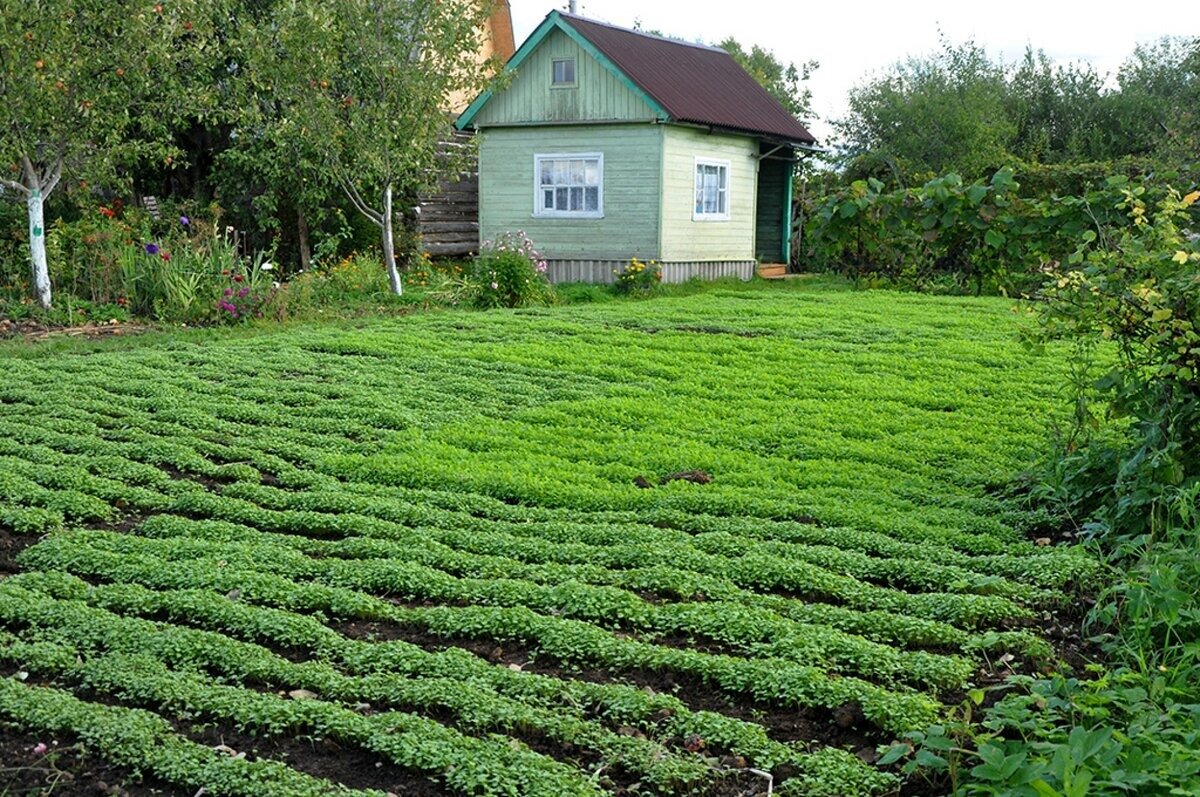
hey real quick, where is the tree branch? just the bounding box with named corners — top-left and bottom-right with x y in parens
top-left (0, 178), bottom-right (29, 196)
top-left (337, 171), bottom-right (382, 226)
top-left (20, 155), bottom-right (38, 190)
top-left (41, 157), bottom-right (63, 199)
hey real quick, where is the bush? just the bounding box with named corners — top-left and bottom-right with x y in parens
top-left (800, 168), bottom-right (1195, 296)
top-left (612, 257), bottom-right (662, 295)
top-left (1030, 183), bottom-right (1200, 539)
top-left (468, 231), bottom-right (552, 309)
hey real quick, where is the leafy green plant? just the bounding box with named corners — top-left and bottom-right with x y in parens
top-left (612, 257), bottom-right (662, 295)
top-left (1029, 184), bottom-right (1200, 540)
top-left (470, 231), bottom-right (553, 309)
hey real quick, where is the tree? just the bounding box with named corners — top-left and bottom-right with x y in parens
top-left (718, 38), bottom-right (816, 124)
top-left (0, 0), bottom-right (222, 308)
top-left (834, 38), bottom-right (1014, 182)
top-left (1110, 36), bottom-right (1200, 164)
top-left (1006, 47), bottom-right (1113, 164)
top-left (254, 0), bottom-right (495, 295)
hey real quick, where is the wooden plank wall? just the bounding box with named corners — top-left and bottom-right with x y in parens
top-left (417, 132), bottom-right (479, 258)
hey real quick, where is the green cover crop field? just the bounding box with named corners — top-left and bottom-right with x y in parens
top-left (0, 283), bottom-right (1096, 796)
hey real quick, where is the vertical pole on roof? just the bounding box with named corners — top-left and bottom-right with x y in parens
top-left (568, 1), bottom-right (578, 13)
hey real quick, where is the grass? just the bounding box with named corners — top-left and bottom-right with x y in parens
top-left (0, 282), bottom-right (1098, 796)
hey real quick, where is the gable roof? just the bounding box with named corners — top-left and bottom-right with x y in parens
top-left (457, 11), bottom-right (818, 148)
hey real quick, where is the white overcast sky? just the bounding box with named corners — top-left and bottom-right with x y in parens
top-left (510, 1), bottom-right (1197, 141)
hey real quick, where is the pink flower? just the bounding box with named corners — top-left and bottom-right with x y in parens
top-left (32, 742), bottom-right (48, 756)
top-left (490, 282), bottom-right (499, 290)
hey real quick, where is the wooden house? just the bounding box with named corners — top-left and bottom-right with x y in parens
top-left (455, 10), bottom-right (818, 283)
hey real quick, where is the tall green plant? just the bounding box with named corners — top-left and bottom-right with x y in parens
top-left (1031, 184), bottom-right (1200, 538)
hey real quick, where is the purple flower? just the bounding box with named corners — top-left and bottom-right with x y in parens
top-left (237, 287), bottom-right (249, 299)
top-left (144, 243), bottom-right (159, 255)
top-left (224, 288), bottom-right (233, 297)
top-left (180, 215), bottom-right (190, 226)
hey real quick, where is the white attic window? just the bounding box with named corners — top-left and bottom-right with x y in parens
top-left (551, 57), bottom-right (576, 86)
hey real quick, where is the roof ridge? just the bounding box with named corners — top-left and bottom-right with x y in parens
top-left (556, 11), bottom-right (726, 54)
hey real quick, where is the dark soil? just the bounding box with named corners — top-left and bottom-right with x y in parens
top-left (674, 326), bottom-right (768, 339)
top-left (0, 318), bottom-right (146, 342)
top-left (0, 525), bottom-right (40, 575)
top-left (185, 722), bottom-right (451, 796)
top-left (158, 464), bottom-right (230, 493)
top-left (0, 723), bottom-right (181, 796)
top-left (660, 470), bottom-right (713, 486)
top-left (332, 619), bottom-right (886, 756)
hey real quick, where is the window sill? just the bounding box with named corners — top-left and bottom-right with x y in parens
top-left (692, 215), bottom-right (731, 222)
top-left (532, 212), bottom-right (605, 220)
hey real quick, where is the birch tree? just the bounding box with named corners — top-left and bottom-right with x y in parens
top-left (0, 0), bottom-right (222, 308)
top-left (258, 0), bottom-right (494, 295)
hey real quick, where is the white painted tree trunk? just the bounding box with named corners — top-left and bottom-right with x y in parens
top-left (27, 189), bottom-right (52, 310)
top-left (382, 183), bottom-right (403, 296)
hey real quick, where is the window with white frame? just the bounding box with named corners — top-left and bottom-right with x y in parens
top-left (534, 154), bottom-right (603, 218)
top-left (551, 58), bottom-right (576, 86)
top-left (694, 158), bottom-right (730, 220)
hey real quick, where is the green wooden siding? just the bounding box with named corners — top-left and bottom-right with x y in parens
top-left (478, 125), bottom-right (662, 260)
top-left (755, 157), bottom-right (788, 262)
top-left (659, 127), bottom-right (758, 262)
top-left (473, 29), bottom-right (657, 127)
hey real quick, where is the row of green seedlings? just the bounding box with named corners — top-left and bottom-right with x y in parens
top-left (0, 384), bottom-right (1070, 573)
top-left (115, 515), bottom-right (1015, 688)
top-left (26, 525), bottom-right (978, 692)
top-left (0, 436), bottom-right (1048, 638)
top-left (0, 416), bottom-right (1096, 593)
top-left (163, 485), bottom-right (1037, 630)
top-left (0, 576), bottom-right (898, 797)
top-left (15, 536), bottom-right (943, 734)
top-left (323, 479), bottom-right (1094, 591)
top-left (0, 675), bottom-right (389, 797)
top-left (0, 369), bottom-right (1049, 557)
top-left (219, 480), bottom-right (1051, 603)
top-left (0, 632), bottom-right (603, 797)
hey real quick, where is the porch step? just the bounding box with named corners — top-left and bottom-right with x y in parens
top-left (757, 263), bottom-right (789, 279)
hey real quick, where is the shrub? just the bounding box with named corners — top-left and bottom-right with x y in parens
top-left (1030, 183), bottom-right (1200, 539)
top-left (469, 231), bottom-right (552, 309)
top-left (613, 257), bottom-right (662, 295)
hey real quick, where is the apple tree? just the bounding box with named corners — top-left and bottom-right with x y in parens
top-left (253, 0), bottom-right (496, 295)
top-left (0, 0), bottom-right (224, 309)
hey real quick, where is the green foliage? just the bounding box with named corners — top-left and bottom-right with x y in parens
top-left (0, 285), bottom-right (1097, 794)
top-left (803, 167), bottom-right (1194, 296)
top-left (468, 231), bottom-right (553, 309)
top-left (244, 0), bottom-right (495, 291)
top-left (717, 38), bottom-right (816, 123)
top-left (836, 38), bottom-right (1015, 181)
top-left (835, 36), bottom-right (1199, 183)
top-left (1029, 185), bottom-right (1200, 537)
top-left (612, 257), bottom-right (662, 296)
top-left (0, 0), bottom-right (229, 305)
top-left (39, 206), bottom-right (278, 324)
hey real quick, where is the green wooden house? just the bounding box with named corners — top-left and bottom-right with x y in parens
top-left (455, 10), bottom-right (818, 283)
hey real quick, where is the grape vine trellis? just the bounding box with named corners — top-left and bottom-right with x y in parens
top-left (0, 287), bottom-right (1095, 796)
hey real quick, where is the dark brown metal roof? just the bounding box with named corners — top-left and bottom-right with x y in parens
top-left (561, 13), bottom-right (817, 146)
